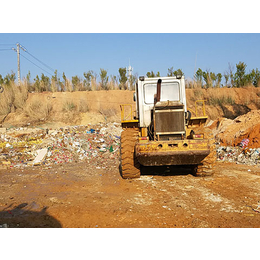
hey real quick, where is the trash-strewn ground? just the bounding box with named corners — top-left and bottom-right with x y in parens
top-left (1, 109), bottom-right (260, 228)
top-left (0, 122), bottom-right (122, 168)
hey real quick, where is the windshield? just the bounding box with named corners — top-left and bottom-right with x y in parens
top-left (143, 82), bottom-right (180, 104)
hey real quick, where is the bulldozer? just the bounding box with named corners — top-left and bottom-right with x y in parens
top-left (119, 75), bottom-right (216, 179)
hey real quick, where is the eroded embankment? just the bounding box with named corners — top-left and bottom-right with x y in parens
top-left (1, 86), bottom-right (260, 127)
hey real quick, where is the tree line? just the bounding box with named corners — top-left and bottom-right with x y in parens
top-left (0, 66), bottom-right (184, 92)
top-left (0, 62), bottom-right (259, 92)
top-left (0, 67), bottom-right (134, 92)
top-left (194, 62), bottom-right (260, 88)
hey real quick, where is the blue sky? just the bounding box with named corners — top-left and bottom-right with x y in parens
top-left (0, 33), bottom-right (259, 82)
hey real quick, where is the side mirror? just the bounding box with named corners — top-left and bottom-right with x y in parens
top-left (133, 92), bottom-right (136, 102)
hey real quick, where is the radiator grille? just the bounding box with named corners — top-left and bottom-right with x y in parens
top-left (155, 109), bottom-right (185, 134)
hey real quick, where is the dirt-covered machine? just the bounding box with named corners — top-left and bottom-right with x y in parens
top-left (119, 75), bottom-right (216, 179)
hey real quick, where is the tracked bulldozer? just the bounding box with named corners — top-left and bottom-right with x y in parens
top-left (120, 76), bottom-right (216, 179)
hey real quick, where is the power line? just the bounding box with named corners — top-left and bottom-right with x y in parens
top-left (0, 48), bottom-right (13, 51)
top-left (4, 42), bottom-right (61, 79)
top-left (20, 53), bottom-right (53, 76)
top-left (24, 50), bottom-right (56, 73)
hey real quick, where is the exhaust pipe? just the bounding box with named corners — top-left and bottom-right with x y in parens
top-left (154, 79), bottom-right (162, 104)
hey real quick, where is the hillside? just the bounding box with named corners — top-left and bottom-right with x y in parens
top-left (1, 86), bottom-right (260, 128)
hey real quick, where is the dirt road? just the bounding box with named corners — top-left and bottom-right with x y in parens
top-left (0, 160), bottom-right (260, 228)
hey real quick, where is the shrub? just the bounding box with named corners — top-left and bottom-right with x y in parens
top-left (208, 95), bottom-right (235, 106)
top-left (24, 100), bottom-right (53, 121)
top-left (78, 100), bottom-right (89, 112)
top-left (63, 101), bottom-right (76, 112)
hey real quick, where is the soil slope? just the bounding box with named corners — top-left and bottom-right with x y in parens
top-left (2, 86), bottom-right (260, 128)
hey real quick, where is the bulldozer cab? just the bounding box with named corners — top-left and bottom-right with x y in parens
top-left (136, 76), bottom-right (187, 129)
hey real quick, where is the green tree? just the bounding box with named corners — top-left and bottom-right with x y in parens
top-left (210, 72), bottom-right (216, 87)
top-left (146, 71), bottom-right (160, 77)
top-left (33, 75), bottom-right (40, 92)
top-left (195, 68), bottom-right (203, 87)
top-left (202, 71), bottom-right (211, 88)
top-left (26, 71), bottom-right (31, 83)
top-left (25, 71), bottom-right (32, 92)
top-left (234, 61), bottom-right (247, 88)
top-left (118, 67), bottom-right (127, 90)
top-left (40, 73), bottom-right (50, 92)
top-left (216, 73), bottom-right (222, 87)
top-left (173, 69), bottom-right (184, 77)
top-left (146, 71), bottom-right (155, 78)
top-left (244, 71), bottom-right (254, 86)
top-left (51, 70), bottom-right (61, 91)
top-left (4, 71), bottom-right (16, 85)
top-left (251, 68), bottom-right (260, 87)
top-left (83, 70), bottom-right (94, 90)
top-left (72, 75), bottom-right (81, 91)
top-left (224, 72), bottom-right (229, 87)
top-left (99, 68), bottom-right (109, 90)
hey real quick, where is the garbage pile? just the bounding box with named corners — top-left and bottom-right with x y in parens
top-left (216, 139), bottom-right (260, 166)
top-left (0, 122), bottom-right (122, 168)
top-left (209, 110), bottom-right (260, 166)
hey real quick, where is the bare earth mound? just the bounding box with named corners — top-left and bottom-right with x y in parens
top-left (211, 110), bottom-right (260, 148)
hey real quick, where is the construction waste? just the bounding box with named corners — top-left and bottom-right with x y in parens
top-left (216, 143), bottom-right (260, 166)
top-left (0, 122), bottom-right (122, 168)
top-left (1, 112), bottom-right (260, 168)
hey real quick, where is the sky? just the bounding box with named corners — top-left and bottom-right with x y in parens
top-left (0, 33), bottom-right (259, 83)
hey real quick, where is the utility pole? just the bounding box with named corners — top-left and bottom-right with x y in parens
top-left (12, 43), bottom-right (26, 85)
top-left (17, 43), bottom-right (20, 84)
top-left (127, 59), bottom-right (133, 90)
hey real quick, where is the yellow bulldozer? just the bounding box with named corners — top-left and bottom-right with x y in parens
top-left (119, 75), bottom-right (216, 179)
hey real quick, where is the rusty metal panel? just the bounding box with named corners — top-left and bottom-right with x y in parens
top-left (155, 109), bottom-right (185, 134)
top-left (136, 150), bottom-right (210, 166)
top-left (135, 139), bottom-right (210, 166)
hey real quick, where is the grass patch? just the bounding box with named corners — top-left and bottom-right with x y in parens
top-left (208, 95), bottom-right (235, 106)
top-left (63, 101), bottom-right (76, 112)
top-left (78, 100), bottom-right (89, 112)
top-left (24, 100), bottom-right (53, 121)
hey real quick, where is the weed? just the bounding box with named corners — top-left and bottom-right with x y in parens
top-left (0, 82), bottom-right (28, 116)
top-left (78, 100), bottom-right (89, 112)
top-left (194, 88), bottom-right (203, 100)
top-left (24, 100), bottom-right (53, 121)
top-left (63, 101), bottom-right (76, 112)
top-left (208, 95), bottom-right (235, 106)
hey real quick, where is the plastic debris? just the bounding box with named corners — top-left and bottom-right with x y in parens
top-left (216, 144), bottom-right (260, 166)
top-left (32, 148), bottom-right (48, 166)
top-left (240, 138), bottom-right (249, 149)
top-left (0, 122), bottom-right (122, 168)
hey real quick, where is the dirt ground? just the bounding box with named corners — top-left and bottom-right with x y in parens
top-left (1, 160), bottom-right (260, 228)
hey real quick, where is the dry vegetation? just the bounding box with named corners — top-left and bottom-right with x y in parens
top-left (0, 81), bottom-right (28, 123)
top-left (186, 85), bottom-right (260, 119)
top-left (1, 80), bottom-right (260, 127)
